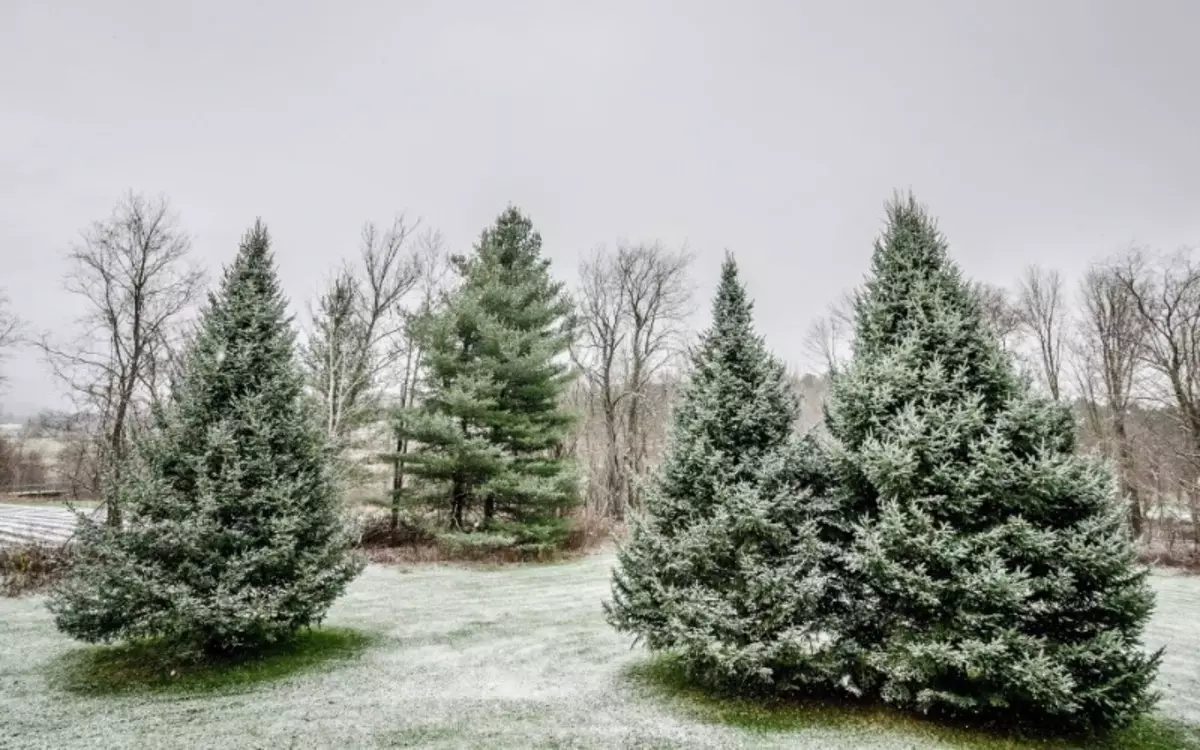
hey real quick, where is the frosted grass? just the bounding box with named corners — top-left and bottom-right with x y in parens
top-left (2, 553), bottom-right (1197, 749)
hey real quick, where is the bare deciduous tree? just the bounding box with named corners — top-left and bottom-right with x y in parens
top-left (1111, 247), bottom-right (1200, 551)
top-left (0, 291), bottom-right (22, 387)
top-left (619, 243), bottom-right (693, 507)
top-left (1074, 260), bottom-right (1147, 538)
top-left (572, 242), bottom-right (692, 518)
top-left (802, 290), bottom-right (855, 374)
top-left (305, 216), bottom-right (422, 447)
top-left (389, 229), bottom-right (450, 536)
top-left (973, 281), bottom-right (1022, 350)
top-left (36, 192), bottom-right (204, 525)
top-left (1015, 265), bottom-right (1067, 399)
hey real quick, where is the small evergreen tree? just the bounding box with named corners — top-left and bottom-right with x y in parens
top-left (49, 221), bottom-right (364, 656)
top-left (396, 206), bottom-right (578, 542)
top-left (823, 194), bottom-right (1158, 731)
top-left (606, 255), bottom-right (839, 691)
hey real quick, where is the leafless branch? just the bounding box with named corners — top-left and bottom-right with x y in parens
top-left (33, 191), bottom-right (204, 524)
top-left (1015, 265), bottom-right (1067, 399)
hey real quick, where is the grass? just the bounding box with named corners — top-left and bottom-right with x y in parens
top-left (628, 655), bottom-right (1200, 750)
top-left (49, 627), bottom-right (373, 696)
top-left (1, 554), bottom-right (1198, 749)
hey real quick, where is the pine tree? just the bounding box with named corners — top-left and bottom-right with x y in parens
top-left (823, 193), bottom-right (1159, 731)
top-left (606, 255), bottom-right (839, 692)
top-left (48, 221), bottom-right (364, 656)
top-left (395, 206), bottom-right (578, 542)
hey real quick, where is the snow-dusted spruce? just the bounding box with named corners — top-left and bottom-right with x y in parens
top-left (606, 255), bottom-right (840, 692)
top-left (48, 221), bottom-right (364, 656)
top-left (395, 206), bottom-right (579, 544)
top-left (822, 194), bottom-right (1159, 731)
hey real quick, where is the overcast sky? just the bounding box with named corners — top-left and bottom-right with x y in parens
top-left (2, 0), bottom-right (1198, 417)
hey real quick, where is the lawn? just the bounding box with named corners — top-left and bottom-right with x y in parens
top-left (2, 552), bottom-right (1198, 749)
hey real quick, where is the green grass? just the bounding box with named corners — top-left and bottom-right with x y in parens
top-left (48, 627), bottom-right (373, 697)
top-left (627, 655), bottom-right (1200, 750)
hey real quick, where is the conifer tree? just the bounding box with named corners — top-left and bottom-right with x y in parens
top-left (396, 206), bottom-right (578, 542)
top-left (606, 255), bottom-right (839, 691)
top-left (49, 221), bottom-right (364, 656)
top-left (823, 194), bottom-right (1158, 730)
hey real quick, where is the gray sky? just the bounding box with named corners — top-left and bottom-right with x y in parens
top-left (2, 0), bottom-right (1198, 417)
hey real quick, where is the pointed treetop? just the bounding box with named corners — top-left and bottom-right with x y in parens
top-left (709, 251), bottom-right (754, 340)
top-left (473, 205), bottom-right (542, 269)
top-left (213, 219), bottom-right (285, 312)
top-left (852, 192), bottom-right (986, 360)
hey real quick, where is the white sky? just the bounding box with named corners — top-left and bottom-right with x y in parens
top-left (2, 0), bottom-right (1199, 417)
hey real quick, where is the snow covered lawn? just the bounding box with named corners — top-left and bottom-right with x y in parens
top-left (2, 552), bottom-right (1198, 749)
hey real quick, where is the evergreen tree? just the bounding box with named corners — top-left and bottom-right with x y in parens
top-left (823, 193), bottom-right (1158, 731)
top-left (396, 206), bottom-right (578, 541)
top-left (606, 255), bottom-right (839, 692)
top-left (48, 221), bottom-right (364, 656)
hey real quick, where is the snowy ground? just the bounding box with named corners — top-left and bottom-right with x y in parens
top-left (0, 504), bottom-right (101, 547)
top-left (2, 553), bottom-right (1198, 749)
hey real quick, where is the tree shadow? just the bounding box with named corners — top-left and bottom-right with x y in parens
top-left (623, 655), bottom-right (1200, 750)
top-left (49, 626), bottom-right (374, 697)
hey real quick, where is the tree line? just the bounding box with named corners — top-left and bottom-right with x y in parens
top-left (2, 191), bottom-right (1199, 558)
top-left (0, 190), bottom-right (1174, 734)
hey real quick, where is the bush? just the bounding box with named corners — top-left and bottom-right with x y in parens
top-left (1, 541), bottom-right (70, 596)
top-left (349, 505), bottom-right (435, 548)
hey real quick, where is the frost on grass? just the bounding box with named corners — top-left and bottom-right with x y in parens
top-left (2, 555), bottom-right (1197, 750)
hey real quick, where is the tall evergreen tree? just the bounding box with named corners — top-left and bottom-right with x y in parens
top-left (606, 255), bottom-right (838, 691)
top-left (396, 206), bottom-right (578, 540)
top-left (48, 221), bottom-right (364, 656)
top-left (823, 194), bottom-right (1158, 730)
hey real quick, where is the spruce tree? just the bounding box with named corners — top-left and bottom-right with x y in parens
top-left (606, 255), bottom-right (839, 692)
top-left (48, 221), bottom-right (364, 656)
top-left (823, 194), bottom-right (1158, 731)
top-left (396, 206), bottom-right (578, 542)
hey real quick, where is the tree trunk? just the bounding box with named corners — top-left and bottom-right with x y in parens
top-left (1112, 415), bottom-right (1142, 540)
top-left (483, 495), bottom-right (495, 525)
top-left (603, 399), bottom-right (623, 518)
top-left (625, 392), bottom-right (641, 511)
top-left (451, 476), bottom-right (467, 530)
top-left (105, 401), bottom-right (130, 528)
top-left (390, 434), bottom-right (407, 541)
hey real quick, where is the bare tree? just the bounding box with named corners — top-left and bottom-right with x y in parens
top-left (35, 192), bottom-right (204, 525)
top-left (973, 281), bottom-right (1022, 350)
top-left (1074, 261), bottom-right (1147, 538)
top-left (389, 229), bottom-right (450, 536)
top-left (573, 249), bottom-right (631, 517)
top-left (1111, 247), bottom-right (1200, 551)
top-left (802, 290), bottom-right (855, 374)
top-left (618, 243), bottom-right (693, 508)
top-left (0, 291), bottom-right (21, 387)
top-left (1015, 265), bottom-right (1067, 399)
top-left (572, 242), bottom-right (692, 517)
top-left (305, 216), bottom-right (422, 446)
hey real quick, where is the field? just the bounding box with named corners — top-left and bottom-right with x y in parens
top-left (2, 552), bottom-right (1199, 750)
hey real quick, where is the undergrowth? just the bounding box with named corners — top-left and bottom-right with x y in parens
top-left (0, 542), bottom-right (70, 596)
